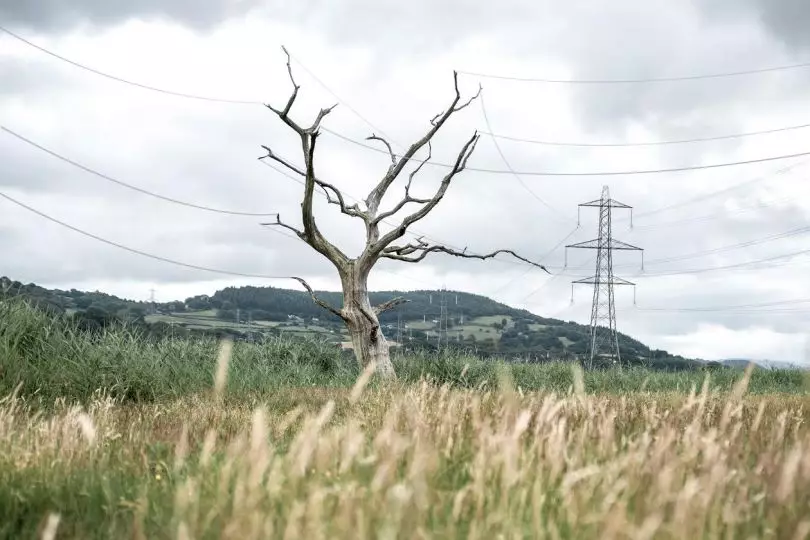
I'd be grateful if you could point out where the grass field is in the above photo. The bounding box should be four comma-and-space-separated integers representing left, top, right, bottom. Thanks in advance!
2, 299, 810, 538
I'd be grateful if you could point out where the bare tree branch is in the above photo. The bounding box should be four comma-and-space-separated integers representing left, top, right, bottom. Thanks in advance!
316, 179, 369, 220
455, 82, 483, 112
263, 46, 338, 137
268, 127, 348, 266
374, 142, 433, 224
264, 46, 302, 133
366, 134, 396, 166
310, 104, 339, 132
259, 145, 306, 176
259, 145, 368, 222
291, 277, 347, 321
373, 296, 410, 315
381, 239, 551, 273
364, 71, 482, 215
260, 214, 305, 239
368, 131, 480, 257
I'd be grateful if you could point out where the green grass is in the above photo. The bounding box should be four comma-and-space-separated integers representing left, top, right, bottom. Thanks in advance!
3, 299, 810, 538
2, 299, 808, 407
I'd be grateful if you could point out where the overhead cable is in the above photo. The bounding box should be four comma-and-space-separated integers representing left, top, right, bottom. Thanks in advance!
0, 190, 296, 279
457, 59, 810, 84
7, 26, 810, 176
1, 126, 278, 217
480, 121, 810, 147
479, 90, 573, 222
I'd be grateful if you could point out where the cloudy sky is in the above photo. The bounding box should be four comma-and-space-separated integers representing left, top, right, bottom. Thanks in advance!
2, 0, 810, 363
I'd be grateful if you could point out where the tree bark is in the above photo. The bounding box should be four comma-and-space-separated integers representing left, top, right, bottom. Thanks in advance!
340, 263, 396, 379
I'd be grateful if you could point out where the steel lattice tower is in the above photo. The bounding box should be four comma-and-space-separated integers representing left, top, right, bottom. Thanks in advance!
566, 186, 643, 367
437, 287, 449, 350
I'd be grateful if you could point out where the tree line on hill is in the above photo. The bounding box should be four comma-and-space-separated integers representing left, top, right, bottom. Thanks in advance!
0, 277, 702, 370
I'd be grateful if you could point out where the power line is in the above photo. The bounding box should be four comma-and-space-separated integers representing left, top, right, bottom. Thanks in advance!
626, 158, 810, 220
306, 125, 810, 176
480, 121, 810, 148
0, 190, 296, 279
629, 196, 794, 231
518, 221, 810, 294
492, 149, 810, 177
485, 226, 579, 297
479, 90, 573, 222
284, 50, 402, 149
8, 26, 810, 178
4, 119, 532, 274
0, 182, 520, 294
259, 159, 553, 271
1, 27, 407, 149
595, 223, 810, 270
2, 126, 277, 217
521, 231, 810, 307
457, 59, 810, 84
635, 298, 810, 313
0, 26, 260, 105
559, 245, 810, 279
258, 159, 471, 254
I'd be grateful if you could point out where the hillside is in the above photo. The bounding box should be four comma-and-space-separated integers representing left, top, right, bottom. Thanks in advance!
0, 276, 698, 369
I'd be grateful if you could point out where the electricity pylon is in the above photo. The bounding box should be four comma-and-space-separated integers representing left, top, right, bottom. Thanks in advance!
437, 286, 449, 350
566, 186, 643, 367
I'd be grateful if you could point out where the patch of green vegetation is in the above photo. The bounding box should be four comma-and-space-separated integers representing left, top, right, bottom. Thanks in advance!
470, 315, 513, 327
2, 300, 807, 408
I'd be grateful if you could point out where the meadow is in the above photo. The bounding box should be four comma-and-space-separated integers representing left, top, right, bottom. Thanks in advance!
2, 299, 810, 539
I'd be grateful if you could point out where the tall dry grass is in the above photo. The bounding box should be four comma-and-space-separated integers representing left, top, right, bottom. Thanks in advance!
2, 355, 810, 539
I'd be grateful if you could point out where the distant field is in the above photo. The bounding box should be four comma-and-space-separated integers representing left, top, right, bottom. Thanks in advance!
470, 315, 513, 326
456, 324, 500, 340
405, 320, 435, 330
558, 336, 575, 347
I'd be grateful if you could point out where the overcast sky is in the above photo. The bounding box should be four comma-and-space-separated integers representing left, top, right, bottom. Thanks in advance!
2, 0, 810, 363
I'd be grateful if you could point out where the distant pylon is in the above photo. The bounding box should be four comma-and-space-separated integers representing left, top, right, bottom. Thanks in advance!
566, 186, 643, 367
438, 286, 449, 350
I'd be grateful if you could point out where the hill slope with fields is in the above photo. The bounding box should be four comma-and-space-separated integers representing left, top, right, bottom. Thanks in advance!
1, 276, 698, 368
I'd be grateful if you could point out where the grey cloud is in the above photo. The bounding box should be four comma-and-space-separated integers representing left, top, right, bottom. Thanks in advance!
262, 0, 810, 142
701, 0, 810, 52
0, 0, 263, 32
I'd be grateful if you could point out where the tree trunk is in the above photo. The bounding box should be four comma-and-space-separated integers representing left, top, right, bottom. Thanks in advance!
340, 266, 396, 379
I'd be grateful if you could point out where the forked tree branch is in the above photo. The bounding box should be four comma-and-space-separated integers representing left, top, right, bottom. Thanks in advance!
259, 146, 367, 221
259, 145, 306, 176
364, 72, 483, 215
366, 134, 396, 168
381, 238, 551, 273
310, 104, 339, 132
373, 296, 410, 315
374, 142, 434, 224
367, 131, 480, 259
264, 46, 304, 134
260, 214, 305, 239
290, 277, 347, 321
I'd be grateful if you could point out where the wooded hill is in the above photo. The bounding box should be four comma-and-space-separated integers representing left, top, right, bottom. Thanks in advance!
1, 276, 702, 369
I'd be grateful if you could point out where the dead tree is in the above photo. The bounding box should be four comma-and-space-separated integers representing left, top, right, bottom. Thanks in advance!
260, 47, 549, 379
